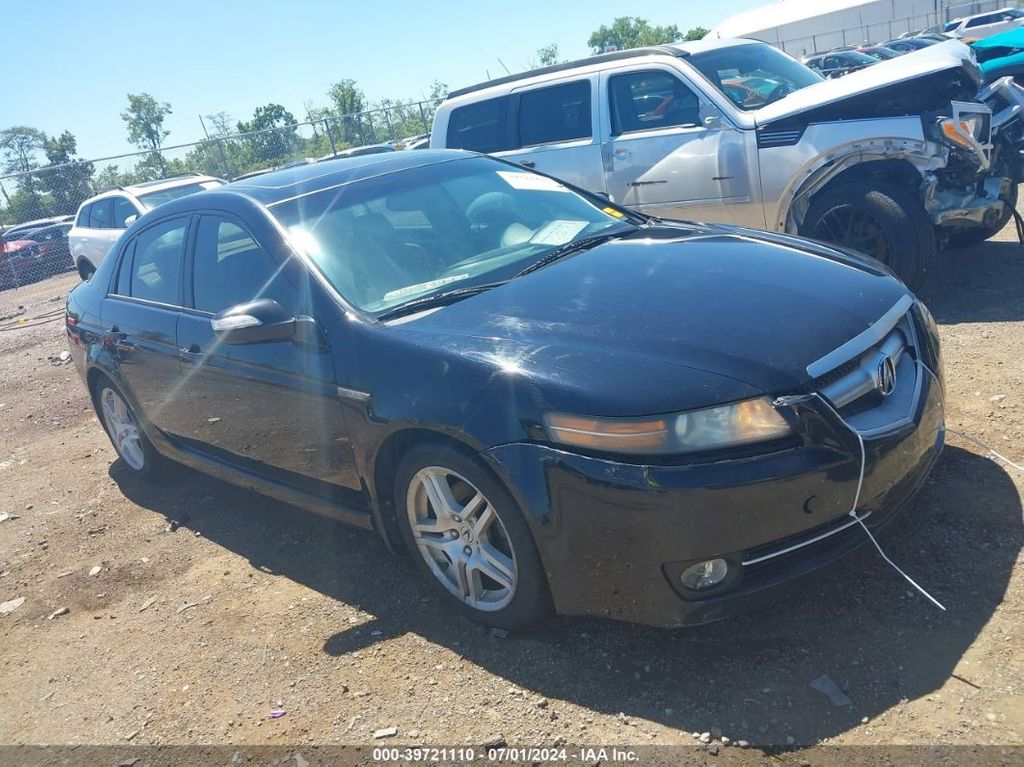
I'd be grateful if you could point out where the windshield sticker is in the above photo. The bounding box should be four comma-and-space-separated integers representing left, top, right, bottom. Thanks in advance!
602, 206, 626, 219
496, 171, 569, 192
530, 220, 589, 246
383, 274, 470, 301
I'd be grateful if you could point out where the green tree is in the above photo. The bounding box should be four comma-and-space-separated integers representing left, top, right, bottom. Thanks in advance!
684, 26, 710, 41
327, 79, 368, 144
121, 93, 172, 177
237, 103, 301, 166
0, 126, 47, 217
587, 16, 681, 53
40, 131, 94, 216
536, 43, 562, 67
0, 126, 46, 174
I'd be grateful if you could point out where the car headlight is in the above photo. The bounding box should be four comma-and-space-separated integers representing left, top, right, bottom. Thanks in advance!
937, 115, 983, 151
543, 397, 792, 455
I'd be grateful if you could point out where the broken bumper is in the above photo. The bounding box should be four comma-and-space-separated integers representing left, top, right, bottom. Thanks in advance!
482, 367, 945, 629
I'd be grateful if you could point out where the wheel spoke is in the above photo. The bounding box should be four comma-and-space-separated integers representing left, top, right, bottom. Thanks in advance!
471, 504, 495, 538
476, 543, 516, 591
461, 491, 486, 523
453, 557, 473, 601
422, 472, 460, 520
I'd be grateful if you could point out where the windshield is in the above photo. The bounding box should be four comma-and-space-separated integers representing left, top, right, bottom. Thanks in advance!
270, 157, 636, 315
689, 43, 823, 111
138, 180, 222, 210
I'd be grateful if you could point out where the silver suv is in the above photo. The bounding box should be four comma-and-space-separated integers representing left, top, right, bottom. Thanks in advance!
433, 38, 1024, 287
69, 174, 223, 279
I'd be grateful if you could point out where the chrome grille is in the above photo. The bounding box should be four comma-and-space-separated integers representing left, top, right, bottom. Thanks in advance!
805, 295, 922, 435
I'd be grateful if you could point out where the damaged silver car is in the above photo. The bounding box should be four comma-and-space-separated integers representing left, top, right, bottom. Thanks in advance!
433, 37, 1024, 287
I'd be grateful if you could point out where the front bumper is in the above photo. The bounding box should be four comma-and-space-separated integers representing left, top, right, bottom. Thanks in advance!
483, 364, 944, 628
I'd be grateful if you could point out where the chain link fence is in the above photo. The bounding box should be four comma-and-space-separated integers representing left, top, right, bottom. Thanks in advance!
0, 99, 440, 322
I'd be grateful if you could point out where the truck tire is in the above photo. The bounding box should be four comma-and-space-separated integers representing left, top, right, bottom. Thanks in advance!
800, 181, 933, 290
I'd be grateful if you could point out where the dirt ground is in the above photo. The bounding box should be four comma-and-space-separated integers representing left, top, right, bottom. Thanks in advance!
0, 223, 1022, 757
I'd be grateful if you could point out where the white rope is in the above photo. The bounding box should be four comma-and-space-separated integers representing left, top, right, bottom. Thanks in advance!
947, 428, 1024, 474
816, 393, 947, 612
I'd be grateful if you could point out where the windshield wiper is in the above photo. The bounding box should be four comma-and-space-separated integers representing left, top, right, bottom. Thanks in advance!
515, 229, 634, 278
376, 281, 508, 321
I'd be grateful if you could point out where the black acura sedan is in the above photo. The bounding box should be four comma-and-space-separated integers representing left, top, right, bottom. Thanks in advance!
66, 150, 945, 629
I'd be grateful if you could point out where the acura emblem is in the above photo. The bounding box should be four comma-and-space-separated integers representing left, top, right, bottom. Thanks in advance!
877, 356, 897, 397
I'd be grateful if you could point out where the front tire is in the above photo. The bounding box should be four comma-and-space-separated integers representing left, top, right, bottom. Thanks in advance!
93, 375, 163, 479
800, 181, 933, 290
394, 442, 550, 630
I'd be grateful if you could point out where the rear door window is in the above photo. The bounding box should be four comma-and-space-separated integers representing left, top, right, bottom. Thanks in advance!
517, 80, 592, 146
77, 203, 93, 227
128, 217, 188, 305
446, 95, 513, 153
89, 199, 114, 229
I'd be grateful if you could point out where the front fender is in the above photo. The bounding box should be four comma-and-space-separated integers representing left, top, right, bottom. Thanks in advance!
761, 128, 940, 232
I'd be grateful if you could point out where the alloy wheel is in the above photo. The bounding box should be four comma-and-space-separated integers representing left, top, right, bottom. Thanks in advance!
406, 466, 518, 611
100, 387, 145, 471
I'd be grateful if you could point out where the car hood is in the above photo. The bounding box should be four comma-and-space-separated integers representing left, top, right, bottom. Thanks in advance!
389, 225, 910, 416
756, 39, 981, 126
971, 27, 1024, 50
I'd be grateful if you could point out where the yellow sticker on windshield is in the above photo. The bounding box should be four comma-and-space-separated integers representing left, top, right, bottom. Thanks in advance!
602, 206, 625, 218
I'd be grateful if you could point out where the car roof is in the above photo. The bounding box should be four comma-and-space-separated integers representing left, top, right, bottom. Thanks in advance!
220, 149, 475, 206
445, 38, 760, 99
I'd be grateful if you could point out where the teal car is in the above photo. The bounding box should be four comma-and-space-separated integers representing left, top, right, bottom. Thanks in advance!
972, 27, 1024, 84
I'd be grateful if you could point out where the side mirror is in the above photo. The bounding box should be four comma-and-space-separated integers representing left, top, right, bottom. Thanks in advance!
123, 215, 138, 227
212, 299, 297, 344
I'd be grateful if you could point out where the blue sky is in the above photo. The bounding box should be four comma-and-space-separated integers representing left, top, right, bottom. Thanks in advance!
0, 0, 763, 159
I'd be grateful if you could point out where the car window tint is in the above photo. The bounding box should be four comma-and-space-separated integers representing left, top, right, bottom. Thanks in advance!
89, 199, 114, 229
77, 203, 93, 227
517, 80, 592, 146
609, 70, 701, 135
446, 95, 514, 153
129, 218, 186, 305
112, 197, 138, 228
192, 216, 293, 314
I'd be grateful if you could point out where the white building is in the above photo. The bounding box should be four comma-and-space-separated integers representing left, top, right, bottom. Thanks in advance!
707, 0, 1006, 55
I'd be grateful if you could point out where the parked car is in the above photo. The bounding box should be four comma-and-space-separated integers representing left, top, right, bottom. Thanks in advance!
802, 49, 879, 77
0, 238, 40, 290
856, 45, 902, 60
2, 215, 70, 240
942, 7, 1024, 40
432, 38, 1024, 285
66, 150, 946, 629
881, 37, 939, 52
69, 174, 223, 279
19, 222, 74, 276
972, 27, 1024, 84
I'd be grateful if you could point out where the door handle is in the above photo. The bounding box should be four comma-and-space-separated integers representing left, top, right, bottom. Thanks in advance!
518, 160, 535, 168
613, 148, 630, 158
179, 343, 202, 363
108, 326, 132, 351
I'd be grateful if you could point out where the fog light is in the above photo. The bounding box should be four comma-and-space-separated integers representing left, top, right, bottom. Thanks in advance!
680, 559, 729, 590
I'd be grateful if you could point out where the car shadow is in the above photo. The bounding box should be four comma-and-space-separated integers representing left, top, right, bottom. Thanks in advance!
918, 240, 1024, 324
111, 443, 1021, 745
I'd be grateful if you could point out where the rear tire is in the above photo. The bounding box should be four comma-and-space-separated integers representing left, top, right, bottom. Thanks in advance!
800, 181, 933, 290
394, 442, 551, 630
92, 374, 164, 479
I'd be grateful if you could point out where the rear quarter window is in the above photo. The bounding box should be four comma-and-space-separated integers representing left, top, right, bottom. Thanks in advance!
446, 95, 514, 153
